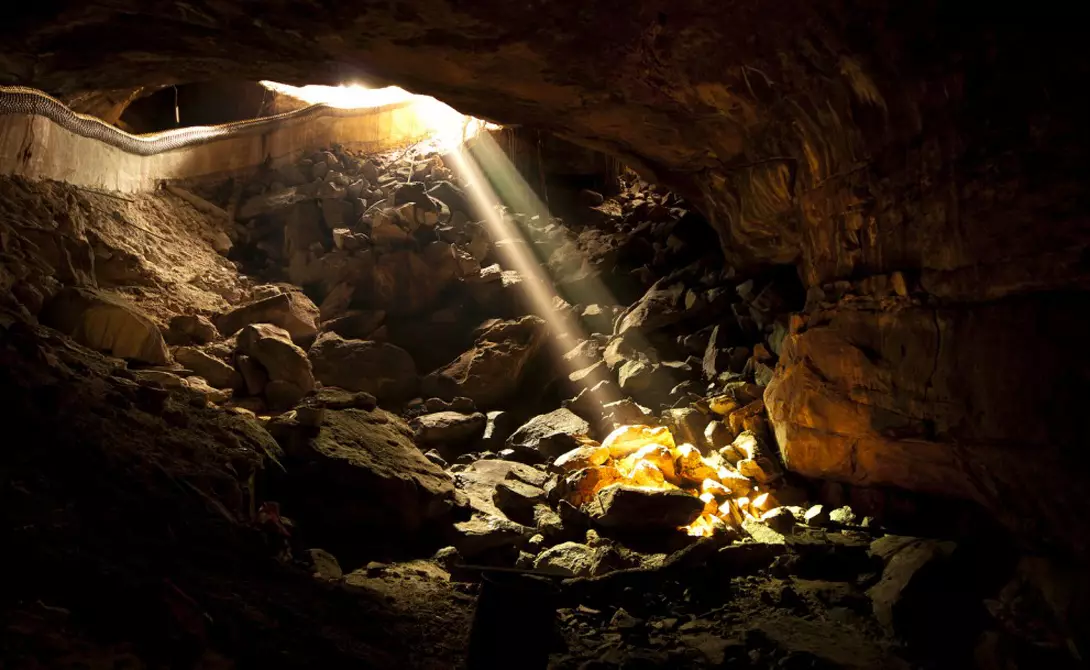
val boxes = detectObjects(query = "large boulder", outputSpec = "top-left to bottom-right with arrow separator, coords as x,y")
40,287 -> 169,364
764,301 -> 1090,555
615,279 -> 688,335
215,291 -> 320,343
236,323 -> 314,407
507,408 -> 591,460
421,315 -> 547,408
308,332 -> 417,401
266,408 -> 456,550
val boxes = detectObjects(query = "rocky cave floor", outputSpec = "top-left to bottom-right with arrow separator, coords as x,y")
0,139 -> 1077,669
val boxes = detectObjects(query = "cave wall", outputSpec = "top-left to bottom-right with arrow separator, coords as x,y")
3,1 -> 1090,554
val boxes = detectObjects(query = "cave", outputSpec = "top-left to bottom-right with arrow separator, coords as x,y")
1,3 -> 1089,669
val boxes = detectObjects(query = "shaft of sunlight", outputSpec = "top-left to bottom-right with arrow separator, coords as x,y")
447,147 -> 620,409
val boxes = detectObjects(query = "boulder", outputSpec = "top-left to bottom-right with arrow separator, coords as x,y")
323,309 -> 386,340
493,479 -> 547,522
421,316 -> 547,408
282,201 -> 325,258
507,408 -> 591,460
411,411 -> 487,447
236,324 -> 315,395
555,466 -> 624,508
166,314 -> 219,345
534,542 -> 599,577
867,536 -> 958,629
216,291 -> 320,343
175,346 -> 241,389
584,485 -> 703,531
615,279 -> 687,335
453,513 -> 534,557
40,287 -> 170,364
267,409 -> 456,544
308,332 -> 417,401
553,444 -> 611,472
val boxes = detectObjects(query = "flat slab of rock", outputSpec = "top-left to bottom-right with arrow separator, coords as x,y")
421,315 -> 546,409
534,541 -> 599,577
585,485 -> 703,531
411,411 -> 487,446
40,287 -> 170,365
216,291 -> 320,343
454,459 -> 549,518
175,346 -> 240,389
267,408 -> 456,540
507,408 -> 591,460
308,332 -> 417,401
452,513 -> 533,557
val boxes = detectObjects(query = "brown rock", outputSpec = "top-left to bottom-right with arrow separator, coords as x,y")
493,479 -> 547,522
236,323 -> 315,394
216,291 -> 320,343
421,315 -> 546,408
318,282 -> 355,321
558,466 -> 623,508
553,444 -> 611,472
40,287 -> 170,365
267,408 -> 456,540
166,314 -> 219,345
507,408 -> 591,460
308,332 -> 417,401
585,485 -> 703,531
323,309 -> 386,339
615,279 -> 687,335
410,411 -> 487,446
175,346 -> 241,389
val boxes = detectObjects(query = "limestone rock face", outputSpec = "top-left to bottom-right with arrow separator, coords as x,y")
308,332 -> 417,401
216,291 -> 320,343
765,299 -> 1090,555
267,408 -> 456,544
421,315 -> 547,409
40,287 -> 169,364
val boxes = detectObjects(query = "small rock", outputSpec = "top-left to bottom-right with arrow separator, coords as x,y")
742,516 -> 786,544
307,548 -> 343,580
493,479 -> 547,522
411,411 -> 487,447
534,542 -> 597,577
803,505 -> 831,527
829,506 -> 857,525
553,444 -> 611,472
760,507 -> 797,533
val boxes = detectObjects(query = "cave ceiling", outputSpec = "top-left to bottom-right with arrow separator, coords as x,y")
3,2 -> 1088,285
